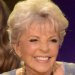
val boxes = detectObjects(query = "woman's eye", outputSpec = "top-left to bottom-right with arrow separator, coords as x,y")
29,39 -> 38,42
50,39 -> 58,43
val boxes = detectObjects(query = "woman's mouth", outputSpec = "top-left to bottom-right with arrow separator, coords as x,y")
34,56 -> 51,62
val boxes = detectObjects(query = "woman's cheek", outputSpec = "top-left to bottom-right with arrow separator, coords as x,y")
22,42 -> 39,54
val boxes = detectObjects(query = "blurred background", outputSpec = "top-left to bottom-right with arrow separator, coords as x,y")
54,0 -> 75,63
3,0 -> 75,63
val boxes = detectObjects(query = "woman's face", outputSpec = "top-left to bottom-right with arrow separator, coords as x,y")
15,21 -> 60,74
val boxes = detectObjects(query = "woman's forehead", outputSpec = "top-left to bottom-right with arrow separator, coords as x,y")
28,20 -> 56,32
24,20 -> 58,36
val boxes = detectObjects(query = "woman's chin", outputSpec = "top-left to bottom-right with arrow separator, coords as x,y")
32,65 -> 52,74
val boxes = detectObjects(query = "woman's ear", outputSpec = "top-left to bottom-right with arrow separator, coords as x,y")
12,44 -> 22,58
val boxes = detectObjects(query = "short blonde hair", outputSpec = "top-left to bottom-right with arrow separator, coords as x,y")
7,0 -> 69,45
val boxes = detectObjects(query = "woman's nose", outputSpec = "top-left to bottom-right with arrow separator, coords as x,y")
40,43 -> 49,53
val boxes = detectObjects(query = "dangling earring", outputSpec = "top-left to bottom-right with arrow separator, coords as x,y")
20,61 -> 26,75
21,61 -> 25,67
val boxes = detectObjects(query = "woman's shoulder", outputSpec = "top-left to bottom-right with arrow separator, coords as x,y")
0,69 -> 16,75
57,61 -> 75,69
57,61 -> 75,75
0,68 -> 24,75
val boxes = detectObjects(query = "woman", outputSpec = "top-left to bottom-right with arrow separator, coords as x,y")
0,0 -> 20,73
1,0 -> 75,75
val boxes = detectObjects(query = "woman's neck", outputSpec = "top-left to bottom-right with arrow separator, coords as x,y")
25,66 -> 53,75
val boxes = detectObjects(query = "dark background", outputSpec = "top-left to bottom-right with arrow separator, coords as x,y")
4,0 -> 75,63
53,0 -> 75,63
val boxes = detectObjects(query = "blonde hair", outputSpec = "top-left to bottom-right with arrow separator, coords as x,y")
7,0 -> 69,45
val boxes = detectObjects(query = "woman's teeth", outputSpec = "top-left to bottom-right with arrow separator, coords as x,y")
35,57 -> 50,61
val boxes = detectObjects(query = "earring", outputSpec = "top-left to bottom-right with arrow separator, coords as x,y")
21,61 -> 25,67
20,61 -> 26,75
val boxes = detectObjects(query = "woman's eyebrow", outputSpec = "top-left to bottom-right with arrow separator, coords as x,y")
28,35 -> 40,38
